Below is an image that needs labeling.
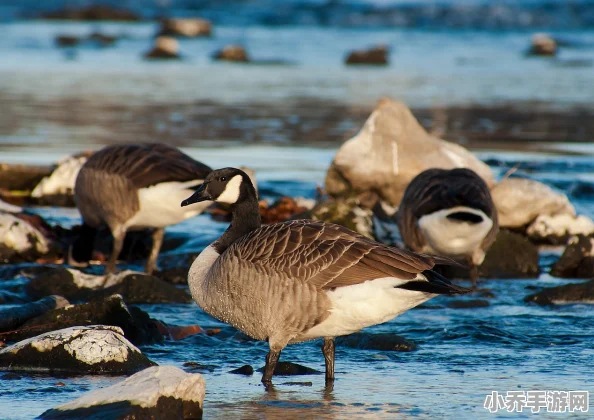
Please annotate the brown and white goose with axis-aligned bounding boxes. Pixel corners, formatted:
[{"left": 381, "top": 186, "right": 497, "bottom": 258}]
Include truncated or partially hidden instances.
[
  {"left": 396, "top": 168, "right": 499, "bottom": 289},
  {"left": 182, "top": 167, "right": 470, "bottom": 387},
  {"left": 73, "top": 143, "right": 212, "bottom": 274}
]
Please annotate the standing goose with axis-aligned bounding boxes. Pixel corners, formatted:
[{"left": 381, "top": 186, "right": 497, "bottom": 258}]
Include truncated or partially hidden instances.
[
  {"left": 182, "top": 167, "right": 470, "bottom": 386},
  {"left": 396, "top": 168, "right": 499, "bottom": 289},
  {"left": 73, "top": 143, "right": 212, "bottom": 274}
]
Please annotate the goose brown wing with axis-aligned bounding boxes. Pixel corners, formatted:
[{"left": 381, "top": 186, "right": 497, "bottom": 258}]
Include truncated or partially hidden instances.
[
  {"left": 223, "top": 219, "right": 436, "bottom": 290},
  {"left": 84, "top": 143, "right": 212, "bottom": 188}
]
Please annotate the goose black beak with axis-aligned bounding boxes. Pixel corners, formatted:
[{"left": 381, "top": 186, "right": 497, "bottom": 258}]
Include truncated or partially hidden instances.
[{"left": 181, "top": 183, "right": 212, "bottom": 207}]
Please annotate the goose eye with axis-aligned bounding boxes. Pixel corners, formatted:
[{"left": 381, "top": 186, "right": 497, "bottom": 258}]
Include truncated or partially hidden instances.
[{"left": 221, "top": 176, "right": 227, "bottom": 182}]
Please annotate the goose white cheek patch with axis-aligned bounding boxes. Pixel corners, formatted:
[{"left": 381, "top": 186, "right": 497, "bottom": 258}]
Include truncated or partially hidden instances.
[{"left": 216, "top": 175, "right": 243, "bottom": 204}]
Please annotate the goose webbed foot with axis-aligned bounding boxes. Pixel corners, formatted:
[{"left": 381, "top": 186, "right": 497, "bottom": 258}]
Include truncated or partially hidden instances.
[
  {"left": 261, "top": 349, "right": 281, "bottom": 387},
  {"left": 467, "top": 258, "right": 479, "bottom": 291},
  {"left": 322, "top": 337, "right": 335, "bottom": 387}
]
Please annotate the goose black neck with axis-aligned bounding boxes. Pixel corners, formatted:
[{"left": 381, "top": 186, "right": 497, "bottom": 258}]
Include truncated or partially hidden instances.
[{"left": 214, "top": 195, "right": 261, "bottom": 254}]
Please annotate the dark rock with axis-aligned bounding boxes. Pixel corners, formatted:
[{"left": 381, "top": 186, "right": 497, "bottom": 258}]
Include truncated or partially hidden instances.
[
  {"left": 525, "top": 279, "right": 594, "bottom": 305},
  {"left": 1, "top": 372, "right": 22, "bottom": 380},
  {"left": 230, "top": 364, "right": 254, "bottom": 376},
  {"left": 0, "top": 295, "right": 69, "bottom": 333},
  {"left": 310, "top": 196, "right": 374, "bottom": 238},
  {"left": 0, "top": 325, "right": 155, "bottom": 374},
  {"left": 41, "top": 5, "right": 140, "bottom": 21},
  {"left": 446, "top": 299, "right": 490, "bottom": 309},
  {"left": 144, "top": 36, "right": 181, "bottom": 60},
  {"left": 213, "top": 45, "right": 249, "bottom": 63},
  {"left": 156, "top": 266, "right": 188, "bottom": 284},
  {"left": 182, "top": 361, "right": 216, "bottom": 373},
  {"left": 88, "top": 32, "right": 118, "bottom": 47},
  {"left": 157, "top": 18, "right": 212, "bottom": 38},
  {"left": 55, "top": 35, "right": 80, "bottom": 48},
  {"left": 3, "top": 294, "right": 161, "bottom": 345},
  {"left": 26, "top": 268, "right": 191, "bottom": 304},
  {"left": 335, "top": 332, "right": 417, "bottom": 351},
  {"left": 256, "top": 361, "right": 321, "bottom": 376},
  {"left": 0, "top": 213, "right": 53, "bottom": 263},
  {"left": 345, "top": 45, "right": 389, "bottom": 65},
  {"left": 40, "top": 366, "right": 204, "bottom": 420},
  {"left": 479, "top": 230, "right": 541, "bottom": 278},
  {"left": 0, "top": 163, "right": 52, "bottom": 191},
  {"left": 551, "top": 235, "right": 594, "bottom": 278}
]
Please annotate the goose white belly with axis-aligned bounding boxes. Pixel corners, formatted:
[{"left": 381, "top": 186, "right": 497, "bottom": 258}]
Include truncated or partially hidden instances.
[
  {"left": 297, "top": 276, "right": 434, "bottom": 341},
  {"left": 127, "top": 180, "right": 209, "bottom": 229},
  {"left": 418, "top": 206, "right": 493, "bottom": 258}
]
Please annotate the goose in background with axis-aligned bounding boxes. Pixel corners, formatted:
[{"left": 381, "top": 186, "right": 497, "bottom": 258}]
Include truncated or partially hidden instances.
[
  {"left": 396, "top": 168, "right": 499, "bottom": 289},
  {"left": 73, "top": 143, "right": 212, "bottom": 274},
  {"left": 181, "top": 167, "right": 470, "bottom": 387}
]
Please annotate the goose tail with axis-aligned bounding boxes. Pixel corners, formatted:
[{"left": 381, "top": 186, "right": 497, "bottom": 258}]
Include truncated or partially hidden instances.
[{"left": 397, "top": 270, "right": 472, "bottom": 295}]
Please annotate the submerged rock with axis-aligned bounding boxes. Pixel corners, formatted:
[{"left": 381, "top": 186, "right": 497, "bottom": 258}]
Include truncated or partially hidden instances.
[
  {"left": 213, "top": 45, "right": 249, "bottom": 62},
  {"left": 0, "top": 295, "right": 69, "bottom": 333},
  {"left": 41, "top": 5, "right": 140, "bottom": 21},
  {"left": 55, "top": 35, "right": 79, "bottom": 48},
  {"left": 31, "top": 153, "right": 89, "bottom": 205},
  {"left": 144, "top": 36, "right": 181, "bottom": 60},
  {"left": 26, "top": 268, "right": 191, "bottom": 304},
  {"left": 345, "top": 45, "right": 388, "bottom": 65},
  {"left": 491, "top": 178, "right": 574, "bottom": 229},
  {"left": 446, "top": 299, "right": 490, "bottom": 309},
  {"left": 527, "top": 214, "right": 594, "bottom": 245},
  {"left": 4, "top": 294, "right": 161, "bottom": 345},
  {"left": 526, "top": 33, "right": 557, "bottom": 57},
  {"left": 41, "top": 365, "right": 204, "bottom": 419},
  {"left": 311, "top": 196, "right": 374, "bottom": 238},
  {"left": 335, "top": 332, "right": 417, "bottom": 351},
  {"left": 158, "top": 18, "right": 212, "bottom": 37},
  {"left": 550, "top": 235, "right": 594, "bottom": 278},
  {"left": 525, "top": 280, "right": 594, "bottom": 305},
  {"left": 0, "top": 325, "right": 155, "bottom": 374},
  {"left": 325, "top": 98, "right": 493, "bottom": 207},
  {"left": 230, "top": 365, "right": 254, "bottom": 376},
  {"left": 478, "top": 230, "right": 540, "bottom": 278},
  {"left": 0, "top": 213, "right": 50, "bottom": 262},
  {"left": 257, "top": 361, "right": 321, "bottom": 376}
]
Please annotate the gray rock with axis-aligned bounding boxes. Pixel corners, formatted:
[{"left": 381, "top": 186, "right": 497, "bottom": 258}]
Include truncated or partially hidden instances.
[
  {"left": 0, "top": 325, "right": 155, "bottom": 374},
  {"left": 525, "top": 279, "right": 594, "bottom": 305},
  {"left": 335, "top": 332, "right": 417, "bottom": 351},
  {"left": 550, "top": 235, "right": 594, "bottom": 278},
  {"left": 3, "top": 294, "right": 161, "bottom": 345},
  {"left": 0, "top": 295, "right": 69, "bottom": 332},
  {"left": 325, "top": 98, "right": 493, "bottom": 207},
  {"left": 40, "top": 365, "right": 204, "bottom": 419}
]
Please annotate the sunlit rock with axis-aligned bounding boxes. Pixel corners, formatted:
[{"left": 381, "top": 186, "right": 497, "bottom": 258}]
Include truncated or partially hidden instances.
[
  {"left": 550, "top": 235, "right": 594, "bottom": 278},
  {"left": 0, "top": 325, "right": 155, "bottom": 374},
  {"left": 527, "top": 214, "right": 594, "bottom": 244},
  {"left": 526, "top": 33, "right": 557, "bottom": 57},
  {"left": 0, "top": 213, "right": 49, "bottom": 262},
  {"left": 311, "top": 196, "right": 374, "bottom": 238},
  {"left": 213, "top": 45, "right": 249, "bottom": 62},
  {"left": 158, "top": 18, "right": 212, "bottom": 37},
  {"left": 144, "top": 36, "right": 181, "bottom": 60},
  {"left": 31, "top": 153, "right": 89, "bottom": 201},
  {"left": 525, "top": 279, "right": 594, "bottom": 305}
]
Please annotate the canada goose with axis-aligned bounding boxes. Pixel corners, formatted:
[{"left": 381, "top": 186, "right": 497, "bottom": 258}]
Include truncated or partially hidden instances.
[
  {"left": 396, "top": 168, "right": 499, "bottom": 289},
  {"left": 73, "top": 143, "right": 212, "bottom": 274},
  {"left": 182, "top": 167, "right": 470, "bottom": 387}
]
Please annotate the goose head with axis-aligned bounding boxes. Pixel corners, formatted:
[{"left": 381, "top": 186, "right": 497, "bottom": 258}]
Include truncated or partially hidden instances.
[{"left": 181, "top": 167, "right": 256, "bottom": 207}]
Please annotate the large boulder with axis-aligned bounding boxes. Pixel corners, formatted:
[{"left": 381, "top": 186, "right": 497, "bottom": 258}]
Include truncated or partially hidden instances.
[
  {"left": 0, "top": 295, "right": 69, "bottom": 332},
  {"left": 4, "top": 294, "right": 161, "bottom": 345},
  {"left": 345, "top": 45, "right": 388, "bottom": 65},
  {"left": 0, "top": 325, "right": 155, "bottom": 374},
  {"left": 550, "top": 235, "right": 594, "bottom": 278},
  {"left": 526, "top": 214, "right": 594, "bottom": 245},
  {"left": 41, "top": 366, "right": 204, "bottom": 419},
  {"left": 26, "top": 268, "right": 191, "bottom": 304},
  {"left": 525, "top": 279, "right": 594, "bottom": 305},
  {"left": 491, "top": 177, "right": 574, "bottom": 229},
  {"left": 479, "top": 230, "right": 540, "bottom": 278},
  {"left": 325, "top": 98, "right": 494, "bottom": 207},
  {"left": 158, "top": 18, "right": 212, "bottom": 37},
  {"left": 0, "top": 212, "right": 50, "bottom": 262}
]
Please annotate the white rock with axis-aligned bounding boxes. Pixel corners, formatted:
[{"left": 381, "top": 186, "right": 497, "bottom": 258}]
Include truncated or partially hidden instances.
[
  {"left": 67, "top": 268, "right": 137, "bottom": 289},
  {"left": 0, "top": 213, "right": 48, "bottom": 254},
  {"left": 325, "top": 98, "right": 494, "bottom": 206},
  {"left": 491, "top": 178, "right": 575, "bottom": 228},
  {"left": 527, "top": 214, "right": 594, "bottom": 241},
  {"left": 0, "top": 198, "right": 22, "bottom": 213},
  {"left": 31, "top": 154, "right": 88, "bottom": 197},
  {"left": 54, "top": 365, "right": 205, "bottom": 410}
]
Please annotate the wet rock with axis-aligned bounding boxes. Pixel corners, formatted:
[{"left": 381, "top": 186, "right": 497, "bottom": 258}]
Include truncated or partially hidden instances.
[
  {"left": 4, "top": 295, "right": 161, "bottom": 345},
  {"left": 0, "top": 295, "right": 69, "bottom": 333},
  {"left": 40, "top": 365, "right": 204, "bottom": 419},
  {"left": 446, "top": 299, "right": 490, "bottom": 309},
  {"left": 230, "top": 365, "right": 254, "bottom": 376},
  {"left": 158, "top": 18, "right": 212, "bottom": 37},
  {"left": 41, "top": 5, "right": 140, "bottom": 21},
  {"left": 0, "top": 213, "right": 50, "bottom": 262},
  {"left": 550, "top": 235, "right": 594, "bottom": 278},
  {"left": 0, "top": 325, "right": 155, "bottom": 374},
  {"left": 144, "top": 36, "right": 181, "bottom": 60},
  {"left": 156, "top": 266, "right": 189, "bottom": 284},
  {"left": 257, "top": 361, "right": 321, "bottom": 376},
  {"left": 55, "top": 35, "right": 80, "bottom": 48},
  {"left": 526, "top": 33, "right": 557, "bottom": 57},
  {"left": 311, "top": 196, "right": 373, "bottom": 238},
  {"left": 325, "top": 98, "right": 493, "bottom": 207},
  {"left": 345, "top": 45, "right": 388, "bottom": 65},
  {"left": 525, "top": 279, "right": 594, "bottom": 305},
  {"left": 213, "top": 45, "right": 249, "bottom": 63},
  {"left": 491, "top": 178, "right": 575, "bottom": 229},
  {"left": 527, "top": 214, "right": 594, "bottom": 245},
  {"left": 0, "top": 163, "right": 52, "bottom": 191},
  {"left": 182, "top": 361, "right": 217, "bottom": 373},
  {"left": 31, "top": 153, "right": 89, "bottom": 201},
  {"left": 26, "top": 268, "right": 191, "bottom": 304},
  {"left": 88, "top": 32, "right": 118, "bottom": 48},
  {"left": 335, "top": 332, "right": 417, "bottom": 351},
  {"left": 478, "top": 230, "right": 540, "bottom": 278},
  {"left": 260, "top": 196, "right": 312, "bottom": 224}
]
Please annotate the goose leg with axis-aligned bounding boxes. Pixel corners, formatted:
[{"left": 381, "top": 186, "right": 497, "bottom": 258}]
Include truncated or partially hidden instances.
[
  {"left": 106, "top": 227, "right": 126, "bottom": 275},
  {"left": 262, "top": 349, "right": 281, "bottom": 386},
  {"left": 145, "top": 228, "right": 164, "bottom": 275},
  {"left": 468, "top": 258, "right": 478, "bottom": 290},
  {"left": 322, "top": 338, "right": 335, "bottom": 386}
]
